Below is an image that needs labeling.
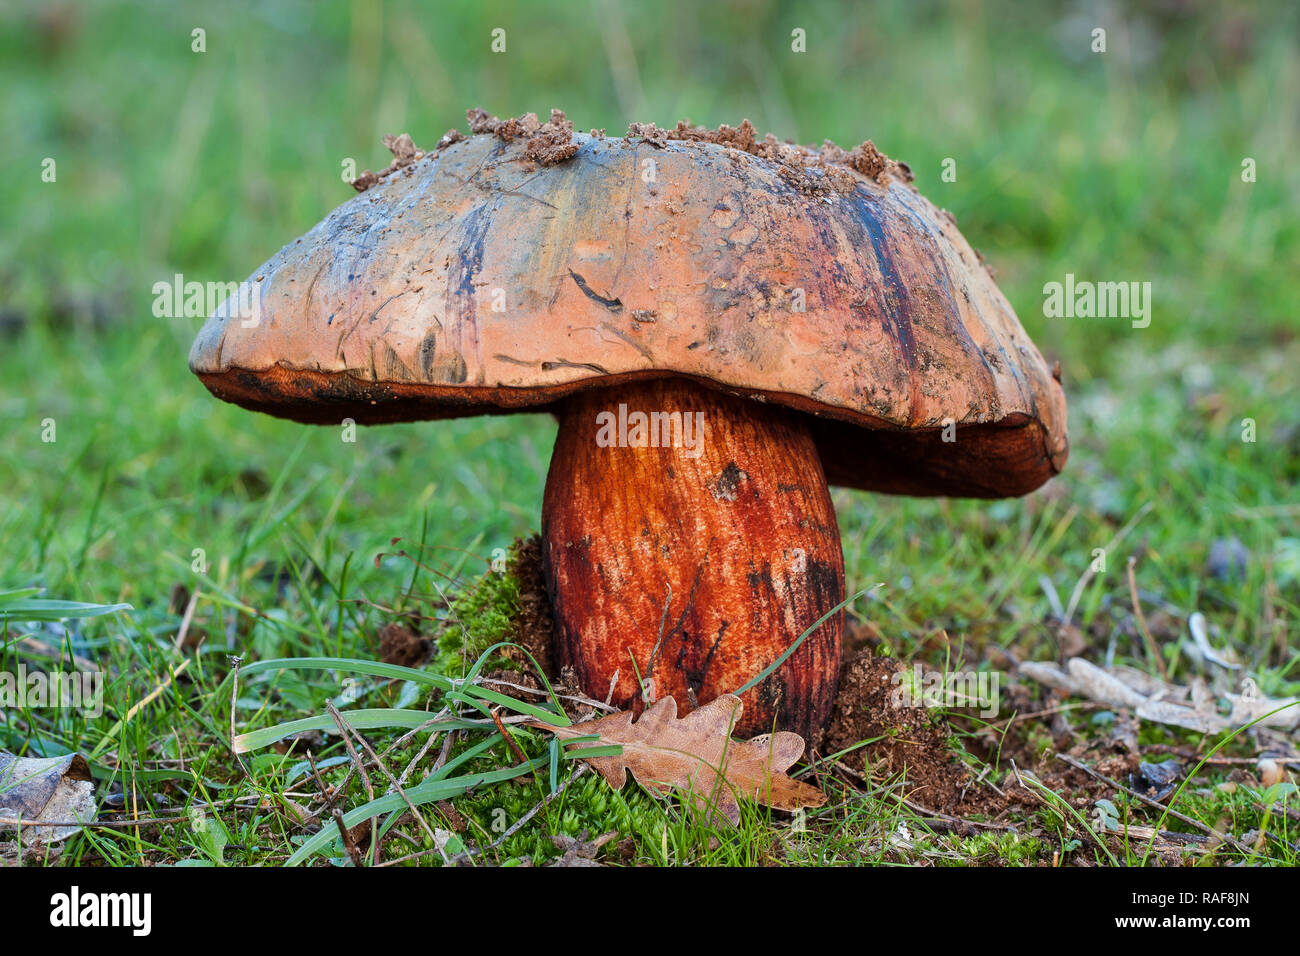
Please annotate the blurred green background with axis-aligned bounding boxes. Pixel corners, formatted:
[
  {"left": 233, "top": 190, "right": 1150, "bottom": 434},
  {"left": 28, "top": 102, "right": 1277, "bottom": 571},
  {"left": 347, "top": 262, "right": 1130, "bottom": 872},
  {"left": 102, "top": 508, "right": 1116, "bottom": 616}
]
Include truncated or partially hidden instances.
[{"left": 1, "top": 0, "right": 1297, "bottom": 664}]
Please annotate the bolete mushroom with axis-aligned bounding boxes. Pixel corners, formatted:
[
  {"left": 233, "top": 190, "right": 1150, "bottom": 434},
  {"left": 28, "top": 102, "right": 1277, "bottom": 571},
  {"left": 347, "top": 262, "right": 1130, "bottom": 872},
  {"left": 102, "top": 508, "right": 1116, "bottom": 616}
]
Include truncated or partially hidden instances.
[{"left": 190, "top": 112, "right": 1067, "bottom": 740}]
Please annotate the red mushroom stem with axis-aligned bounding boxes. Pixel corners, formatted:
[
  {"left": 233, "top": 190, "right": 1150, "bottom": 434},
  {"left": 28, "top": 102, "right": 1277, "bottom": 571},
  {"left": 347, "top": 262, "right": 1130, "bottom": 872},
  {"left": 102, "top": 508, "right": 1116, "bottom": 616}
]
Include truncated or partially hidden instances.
[{"left": 541, "top": 378, "right": 844, "bottom": 739}]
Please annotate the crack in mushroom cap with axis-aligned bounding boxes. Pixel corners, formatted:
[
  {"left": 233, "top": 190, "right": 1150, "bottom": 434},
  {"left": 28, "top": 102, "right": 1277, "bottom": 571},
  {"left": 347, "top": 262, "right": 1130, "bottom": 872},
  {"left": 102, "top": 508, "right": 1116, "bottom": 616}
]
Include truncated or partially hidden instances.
[{"left": 190, "top": 130, "right": 1068, "bottom": 498}]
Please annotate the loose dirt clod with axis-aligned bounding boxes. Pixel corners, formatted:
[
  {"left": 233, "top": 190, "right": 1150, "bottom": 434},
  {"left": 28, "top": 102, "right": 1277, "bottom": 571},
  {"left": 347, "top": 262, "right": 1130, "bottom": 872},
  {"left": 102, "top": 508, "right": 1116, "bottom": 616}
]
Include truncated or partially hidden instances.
[
  {"left": 823, "top": 653, "right": 973, "bottom": 812},
  {"left": 379, "top": 622, "right": 431, "bottom": 667},
  {"left": 466, "top": 106, "right": 578, "bottom": 167},
  {"left": 524, "top": 109, "right": 579, "bottom": 166},
  {"left": 350, "top": 132, "right": 428, "bottom": 193}
]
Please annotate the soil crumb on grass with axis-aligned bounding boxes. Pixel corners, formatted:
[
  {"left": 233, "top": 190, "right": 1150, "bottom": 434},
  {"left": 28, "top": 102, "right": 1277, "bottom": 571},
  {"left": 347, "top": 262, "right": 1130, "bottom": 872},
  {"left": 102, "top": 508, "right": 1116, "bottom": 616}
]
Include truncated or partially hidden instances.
[{"left": 379, "top": 622, "right": 431, "bottom": 668}]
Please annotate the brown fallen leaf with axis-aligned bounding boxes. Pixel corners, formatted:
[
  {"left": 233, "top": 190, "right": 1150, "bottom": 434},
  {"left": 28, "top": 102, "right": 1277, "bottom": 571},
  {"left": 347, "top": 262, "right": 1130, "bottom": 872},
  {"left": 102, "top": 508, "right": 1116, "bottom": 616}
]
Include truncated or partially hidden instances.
[
  {"left": 528, "top": 694, "right": 826, "bottom": 825},
  {"left": 549, "top": 828, "right": 618, "bottom": 867},
  {"left": 1019, "top": 657, "right": 1300, "bottom": 734},
  {"left": 0, "top": 751, "right": 97, "bottom": 844}
]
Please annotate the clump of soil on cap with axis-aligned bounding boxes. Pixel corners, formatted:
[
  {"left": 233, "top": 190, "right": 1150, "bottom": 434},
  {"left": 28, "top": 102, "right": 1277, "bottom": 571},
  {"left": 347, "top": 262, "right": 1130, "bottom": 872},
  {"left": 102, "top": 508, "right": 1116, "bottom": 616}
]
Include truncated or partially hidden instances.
[
  {"left": 352, "top": 108, "right": 911, "bottom": 200},
  {"left": 624, "top": 117, "right": 914, "bottom": 194},
  {"left": 466, "top": 106, "right": 579, "bottom": 166},
  {"left": 456, "top": 107, "right": 914, "bottom": 189},
  {"left": 350, "top": 132, "right": 429, "bottom": 192}
]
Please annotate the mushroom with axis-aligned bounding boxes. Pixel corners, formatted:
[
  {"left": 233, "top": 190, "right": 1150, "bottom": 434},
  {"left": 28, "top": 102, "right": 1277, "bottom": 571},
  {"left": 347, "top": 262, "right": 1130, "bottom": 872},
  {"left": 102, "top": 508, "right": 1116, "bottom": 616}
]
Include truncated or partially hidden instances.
[{"left": 190, "top": 117, "right": 1067, "bottom": 739}]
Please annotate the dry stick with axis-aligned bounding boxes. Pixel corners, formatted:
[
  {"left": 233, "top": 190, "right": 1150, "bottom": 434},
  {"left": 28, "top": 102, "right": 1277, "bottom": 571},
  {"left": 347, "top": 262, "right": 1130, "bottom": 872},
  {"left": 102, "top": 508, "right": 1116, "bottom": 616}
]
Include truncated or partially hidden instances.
[
  {"left": 1142, "top": 746, "right": 1300, "bottom": 770},
  {"left": 16, "top": 635, "right": 100, "bottom": 673},
  {"left": 490, "top": 707, "right": 530, "bottom": 765},
  {"left": 396, "top": 711, "right": 453, "bottom": 789},
  {"left": 1254, "top": 800, "right": 1300, "bottom": 824},
  {"left": 1120, "top": 824, "right": 1212, "bottom": 848},
  {"left": 92, "top": 658, "right": 191, "bottom": 760},
  {"left": 332, "top": 709, "right": 447, "bottom": 864},
  {"left": 0, "top": 813, "right": 192, "bottom": 829},
  {"left": 1127, "top": 556, "right": 1170, "bottom": 682},
  {"left": 439, "top": 764, "right": 588, "bottom": 868},
  {"left": 325, "top": 702, "right": 379, "bottom": 865},
  {"left": 16, "top": 789, "right": 333, "bottom": 833},
  {"left": 332, "top": 708, "right": 454, "bottom": 798},
  {"left": 227, "top": 655, "right": 253, "bottom": 779},
  {"left": 481, "top": 676, "right": 618, "bottom": 712},
  {"left": 430, "top": 728, "right": 457, "bottom": 775},
  {"left": 307, "top": 750, "right": 364, "bottom": 867},
  {"left": 1256, "top": 826, "right": 1300, "bottom": 854},
  {"left": 604, "top": 671, "right": 619, "bottom": 707},
  {"left": 1054, "top": 753, "right": 1254, "bottom": 855}
]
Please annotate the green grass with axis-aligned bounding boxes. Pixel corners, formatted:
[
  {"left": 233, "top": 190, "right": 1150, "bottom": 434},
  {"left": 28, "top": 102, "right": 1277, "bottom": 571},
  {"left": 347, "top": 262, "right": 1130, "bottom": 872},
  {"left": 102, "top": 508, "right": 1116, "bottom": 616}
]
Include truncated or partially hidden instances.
[{"left": 2, "top": 0, "right": 1298, "bottom": 866}]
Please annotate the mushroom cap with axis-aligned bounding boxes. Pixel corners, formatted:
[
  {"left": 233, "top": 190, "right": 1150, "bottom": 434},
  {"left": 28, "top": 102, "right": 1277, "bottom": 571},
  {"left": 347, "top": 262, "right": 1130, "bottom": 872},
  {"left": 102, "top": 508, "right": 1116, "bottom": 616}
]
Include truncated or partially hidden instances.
[{"left": 191, "top": 130, "right": 1067, "bottom": 497}]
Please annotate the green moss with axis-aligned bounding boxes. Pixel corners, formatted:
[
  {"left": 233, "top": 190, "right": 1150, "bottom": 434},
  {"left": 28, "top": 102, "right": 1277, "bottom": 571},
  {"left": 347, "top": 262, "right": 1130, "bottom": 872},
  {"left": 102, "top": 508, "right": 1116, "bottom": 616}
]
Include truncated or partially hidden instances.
[
  {"left": 453, "top": 769, "right": 667, "bottom": 864},
  {"left": 434, "top": 555, "right": 523, "bottom": 674}
]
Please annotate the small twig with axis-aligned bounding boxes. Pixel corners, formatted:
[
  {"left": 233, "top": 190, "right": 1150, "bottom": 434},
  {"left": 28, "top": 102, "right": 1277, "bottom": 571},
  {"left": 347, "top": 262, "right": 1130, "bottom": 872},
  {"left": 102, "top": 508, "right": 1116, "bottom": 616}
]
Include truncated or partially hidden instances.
[
  {"left": 1055, "top": 753, "right": 1253, "bottom": 855},
  {"left": 491, "top": 707, "right": 530, "bottom": 764},
  {"left": 0, "top": 814, "right": 192, "bottom": 829},
  {"left": 307, "top": 750, "right": 363, "bottom": 867},
  {"left": 341, "top": 716, "right": 446, "bottom": 863},
  {"left": 397, "top": 712, "right": 451, "bottom": 789},
  {"left": 1141, "top": 745, "right": 1300, "bottom": 770},
  {"left": 431, "top": 729, "right": 457, "bottom": 775},
  {"left": 1254, "top": 800, "right": 1300, "bottom": 824},
  {"left": 1127, "top": 556, "right": 1170, "bottom": 682},
  {"left": 479, "top": 676, "right": 617, "bottom": 712},
  {"left": 604, "top": 671, "right": 619, "bottom": 707},
  {"left": 442, "top": 765, "right": 588, "bottom": 868},
  {"left": 228, "top": 656, "right": 251, "bottom": 778},
  {"left": 15, "top": 635, "right": 99, "bottom": 673},
  {"left": 1115, "top": 824, "right": 1212, "bottom": 852},
  {"left": 325, "top": 702, "right": 378, "bottom": 864}
]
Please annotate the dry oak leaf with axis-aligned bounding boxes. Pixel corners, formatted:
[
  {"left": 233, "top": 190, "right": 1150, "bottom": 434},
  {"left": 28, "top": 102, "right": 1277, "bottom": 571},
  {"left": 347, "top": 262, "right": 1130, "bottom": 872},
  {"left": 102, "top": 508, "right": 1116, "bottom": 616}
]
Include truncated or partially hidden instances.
[
  {"left": 528, "top": 694, "right": 826, "bottom": 824},
  {"left": 0, "top": 751, "right": 97, "bottom": 845}
]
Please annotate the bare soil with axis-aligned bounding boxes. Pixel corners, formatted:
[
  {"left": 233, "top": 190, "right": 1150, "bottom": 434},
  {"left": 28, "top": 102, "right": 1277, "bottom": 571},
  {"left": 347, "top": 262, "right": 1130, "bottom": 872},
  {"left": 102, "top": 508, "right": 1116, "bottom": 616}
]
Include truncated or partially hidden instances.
[{"left": 379, "top": 621, "right": 431, "bottom": 668}]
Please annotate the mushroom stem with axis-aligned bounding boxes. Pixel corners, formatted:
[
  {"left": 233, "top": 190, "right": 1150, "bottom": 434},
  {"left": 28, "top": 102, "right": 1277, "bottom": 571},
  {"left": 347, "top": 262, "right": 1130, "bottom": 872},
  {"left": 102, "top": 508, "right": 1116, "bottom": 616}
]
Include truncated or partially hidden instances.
[{"left": 541, "top": 378, "right": 844, "bottom": 739}]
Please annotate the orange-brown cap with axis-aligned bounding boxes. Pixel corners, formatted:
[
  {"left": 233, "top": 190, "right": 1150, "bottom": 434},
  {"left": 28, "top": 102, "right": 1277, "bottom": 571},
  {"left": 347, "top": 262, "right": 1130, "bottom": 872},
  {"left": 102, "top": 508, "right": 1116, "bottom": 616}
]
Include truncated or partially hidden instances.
[{"left": 191, "top": 126, "right": 1067, "bottom": 498}]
